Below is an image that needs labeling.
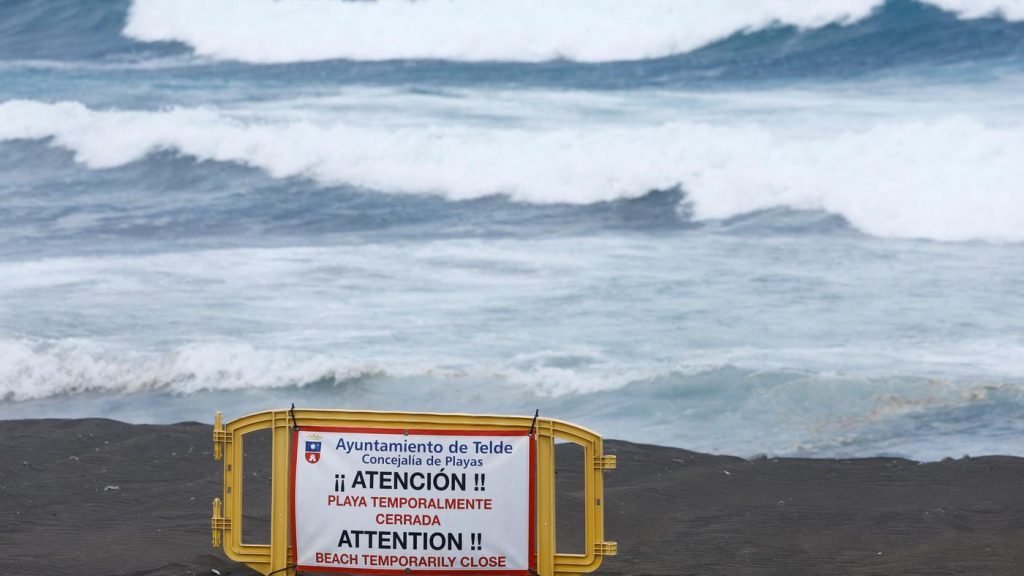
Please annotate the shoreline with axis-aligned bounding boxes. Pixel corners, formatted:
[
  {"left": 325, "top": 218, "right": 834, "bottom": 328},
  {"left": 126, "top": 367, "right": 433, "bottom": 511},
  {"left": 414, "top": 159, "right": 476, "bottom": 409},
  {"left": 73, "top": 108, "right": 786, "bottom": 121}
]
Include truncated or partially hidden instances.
[{"left": 2, "top": 418, "right": 1023, "bottom": 575}]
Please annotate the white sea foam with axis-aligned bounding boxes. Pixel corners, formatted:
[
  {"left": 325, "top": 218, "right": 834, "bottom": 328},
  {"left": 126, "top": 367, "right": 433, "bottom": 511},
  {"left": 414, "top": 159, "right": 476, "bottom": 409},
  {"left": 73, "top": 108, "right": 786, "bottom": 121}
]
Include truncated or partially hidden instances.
[
  {"left": 0, "top": 335, "right": 664, "bottom": 401},
  {"left": 0, "top": 338, "right": 379, "bottom": 401},
  {"left": 926, "top": 0, "right": 1024, "bottom": 20},
  {"left": 122, "top": 0, "right": 1024, "bottom": 64},
  {"left": 3, "top": 99, "right": 1023, "bottom": 242},
  {"left": 4, "top": 334, "right": 1021, "bottom": 400},
  {"left": 123, "top": 0, "right": 883, "bottom": 64},
  {"left": 4, "top": 334, "right": 1024, "bottom": 460}
]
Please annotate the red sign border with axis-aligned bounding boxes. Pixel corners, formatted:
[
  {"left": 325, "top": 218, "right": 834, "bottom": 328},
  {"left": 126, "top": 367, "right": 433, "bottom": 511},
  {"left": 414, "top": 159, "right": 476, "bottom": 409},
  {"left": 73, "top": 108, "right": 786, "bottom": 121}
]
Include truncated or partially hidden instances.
[{"left": 290, "top": 426, "right": 537, "bottom": 575}]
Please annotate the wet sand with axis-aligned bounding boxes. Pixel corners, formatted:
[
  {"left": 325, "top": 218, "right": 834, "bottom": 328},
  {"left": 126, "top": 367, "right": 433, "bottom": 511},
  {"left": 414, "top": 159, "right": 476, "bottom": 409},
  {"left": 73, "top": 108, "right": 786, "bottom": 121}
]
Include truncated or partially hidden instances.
[{"left": 2, "top": 419, "right": 1023, "bottom": 575}]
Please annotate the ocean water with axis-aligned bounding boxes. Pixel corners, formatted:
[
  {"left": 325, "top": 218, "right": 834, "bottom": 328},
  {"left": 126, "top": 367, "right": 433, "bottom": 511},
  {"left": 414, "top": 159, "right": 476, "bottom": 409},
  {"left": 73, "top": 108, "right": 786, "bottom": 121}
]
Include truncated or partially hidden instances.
[{"left": 2, "top": 0, "right": 1023, "bottom": 460}]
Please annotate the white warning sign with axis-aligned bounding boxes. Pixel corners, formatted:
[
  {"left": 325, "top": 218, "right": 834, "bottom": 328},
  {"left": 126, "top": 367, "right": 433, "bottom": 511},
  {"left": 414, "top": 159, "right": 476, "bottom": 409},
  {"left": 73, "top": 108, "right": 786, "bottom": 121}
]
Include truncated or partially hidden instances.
[{"left": 290, "top": 426, "right": 535, "bottom": 574}]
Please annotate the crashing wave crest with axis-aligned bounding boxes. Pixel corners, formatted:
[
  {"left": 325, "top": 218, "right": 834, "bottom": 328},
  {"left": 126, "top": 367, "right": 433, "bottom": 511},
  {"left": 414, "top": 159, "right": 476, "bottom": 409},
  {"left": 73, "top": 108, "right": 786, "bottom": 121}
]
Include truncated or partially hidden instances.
[
  {"left": 2, "top": 99, "right": 1023, "bottom": 242},
  {"left": 123, "top": 0, "right": 1024, "bottom": 64}
]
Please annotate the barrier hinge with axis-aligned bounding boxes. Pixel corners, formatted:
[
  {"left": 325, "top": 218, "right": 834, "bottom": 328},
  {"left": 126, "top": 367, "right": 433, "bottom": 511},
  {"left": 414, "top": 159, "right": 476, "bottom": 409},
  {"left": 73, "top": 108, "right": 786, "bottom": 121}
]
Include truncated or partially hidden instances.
[
  {"left": 213, "top": 411, "right": 231, "bottom": 461},
  {"left": 211, "top": 497, "right": 231, "bottom": 548},
  {"left": 594, "top": 454, "right": 617, "bottom": 470},
  {"left": 595, "top": 541, "right": 618, "bottom": 556}
]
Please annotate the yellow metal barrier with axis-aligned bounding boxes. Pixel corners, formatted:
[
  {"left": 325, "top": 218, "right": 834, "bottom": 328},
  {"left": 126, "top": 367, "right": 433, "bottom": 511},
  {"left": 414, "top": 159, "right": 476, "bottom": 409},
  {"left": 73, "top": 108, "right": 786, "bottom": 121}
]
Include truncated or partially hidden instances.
[{"left": 212, "top": 408, "right": 616, "bottom": 575}]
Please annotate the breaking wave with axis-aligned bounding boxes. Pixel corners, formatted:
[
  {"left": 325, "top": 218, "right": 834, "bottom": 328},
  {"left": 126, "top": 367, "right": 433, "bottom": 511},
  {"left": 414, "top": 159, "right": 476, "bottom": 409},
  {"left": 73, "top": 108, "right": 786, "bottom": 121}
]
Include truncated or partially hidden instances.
[
  {"left": 0, "top": 336, "right": 695, "bottom": 401},
  {"left": 122, "top": 0, "right": 1024, "bottom": 64},
  {"left": 2, "top": 99, "right": 1023, "bottom": 242},
  {"left": 3, "top": 336, "right": 1023, "bottom": 460},
  {"left": 123, "top": 0, "right": 881, "bottom": 64},
  {"left": 0, "top": 338, "right": 383, "bottom": 401}
]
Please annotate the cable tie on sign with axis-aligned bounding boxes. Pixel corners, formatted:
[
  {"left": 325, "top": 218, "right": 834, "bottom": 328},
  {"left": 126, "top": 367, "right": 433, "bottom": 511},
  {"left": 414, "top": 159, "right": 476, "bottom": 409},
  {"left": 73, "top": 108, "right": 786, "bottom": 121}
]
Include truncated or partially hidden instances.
[
  {"left": 529, "top": 408, "right": 539, "bottom": 436},
  {"left": 290, "top": 403, "right": 300, "bottom": 432},
  {"left": 267, "top": 564, "right": 299, "bottom": 576}
]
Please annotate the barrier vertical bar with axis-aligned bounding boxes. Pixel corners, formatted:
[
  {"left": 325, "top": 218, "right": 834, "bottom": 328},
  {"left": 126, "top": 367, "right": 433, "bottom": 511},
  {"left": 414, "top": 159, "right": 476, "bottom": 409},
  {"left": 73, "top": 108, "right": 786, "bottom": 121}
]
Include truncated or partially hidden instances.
[
  {"left": 226, "top": 422, "right": 241, "bottom": 554},
  {"left": 536, "top": 420, "right": 556, "bottom": 576},
  {"left": 585, "top": 441, "right": 595, "bottom": 565},
  {"left": 592, "top": 436, "right": 610, "bottom": 560},
  {"left": 270, "top": 410, "right": 292, "bottom": 575}
]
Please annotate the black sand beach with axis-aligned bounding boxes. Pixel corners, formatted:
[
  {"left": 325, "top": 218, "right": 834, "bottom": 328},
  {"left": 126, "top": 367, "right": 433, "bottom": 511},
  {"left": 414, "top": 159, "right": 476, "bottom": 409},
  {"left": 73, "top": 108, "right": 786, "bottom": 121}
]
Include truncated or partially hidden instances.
[{"left": 2, "top": 419, "right": 1024, "bottom": 575}]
